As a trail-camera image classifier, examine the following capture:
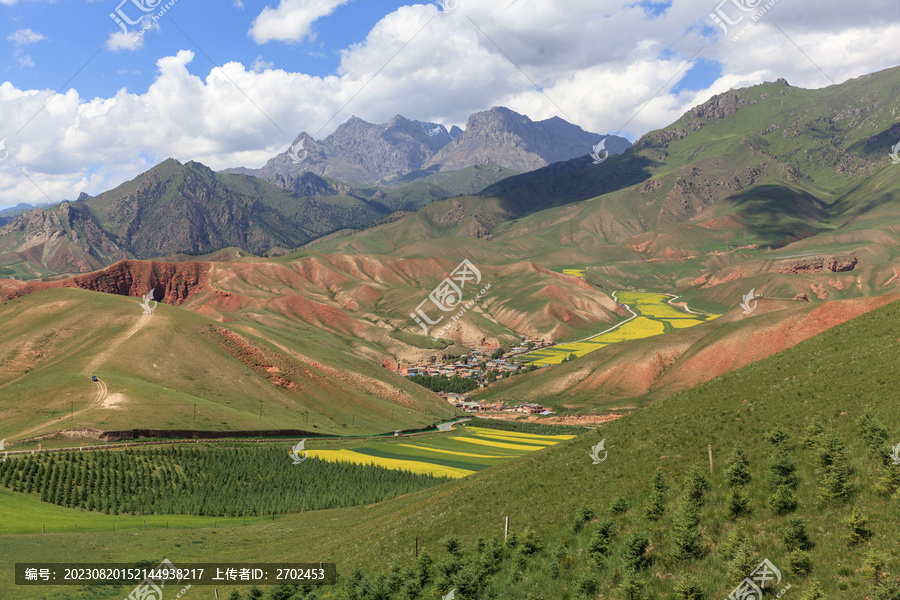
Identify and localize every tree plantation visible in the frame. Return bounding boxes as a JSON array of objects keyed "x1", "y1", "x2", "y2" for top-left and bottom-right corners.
[{"x1": 0, "y1": 446, "x2": 451, "y2": 517}]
